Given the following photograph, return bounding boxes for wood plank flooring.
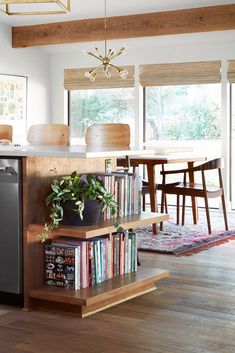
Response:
[1,240,235,353]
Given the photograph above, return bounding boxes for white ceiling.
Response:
[0,0,235,26]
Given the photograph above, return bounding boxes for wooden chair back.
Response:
[85,123,130,147]
[188,158,222,173]
[0,125,13,141]
[160,157,228,234]
[27,124,69,146]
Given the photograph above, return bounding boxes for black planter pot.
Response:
[61,200,102,227]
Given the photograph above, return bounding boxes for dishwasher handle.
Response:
[0,166,17,176]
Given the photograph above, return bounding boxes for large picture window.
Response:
[145,83,222,208]
[231,84,235,209]
[69,88,135,144]
[145,84,221,158]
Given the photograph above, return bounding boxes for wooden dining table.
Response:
[118,152,207,235]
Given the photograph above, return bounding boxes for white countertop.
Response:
[0,144,155,158]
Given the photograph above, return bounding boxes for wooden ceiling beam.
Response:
[12,4,235,48]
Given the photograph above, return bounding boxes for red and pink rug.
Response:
[137,210,235,256]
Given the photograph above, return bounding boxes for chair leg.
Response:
[221,193,229,231]
[164,195,168,213]
[176,195,180,225]
[160,191,165,231]
[204,195,212,234]
[142,194,146,211]
[191,196,198,224]
[182,195,186,225]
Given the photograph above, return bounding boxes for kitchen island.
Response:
[0,145,169,317]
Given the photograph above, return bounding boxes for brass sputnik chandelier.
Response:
[84,0,128,81]
[0,0,70,15]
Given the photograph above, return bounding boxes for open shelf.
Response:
[28,212,169,239]
[29,267,170,317]
[25,211,170,317]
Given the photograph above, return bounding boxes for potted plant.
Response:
[44,171,118,232]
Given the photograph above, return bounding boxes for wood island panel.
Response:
[22,155,170,317]
[22,156,116,225]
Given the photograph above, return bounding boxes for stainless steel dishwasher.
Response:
[0,158,22,305]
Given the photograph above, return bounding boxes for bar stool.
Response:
[27,124,69,146]
[0,124,13,141]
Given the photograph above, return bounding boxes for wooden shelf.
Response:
[29,267,169,317]
[25,211,170,317]
[28,212,169,239]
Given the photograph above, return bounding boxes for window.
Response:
[145,84,222,208]
[69,88,135,144]
[231,84,235,209]
[145,84,221,156]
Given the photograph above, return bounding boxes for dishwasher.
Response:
[0,158,23,305]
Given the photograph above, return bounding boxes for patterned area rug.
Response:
[137,210,235,256]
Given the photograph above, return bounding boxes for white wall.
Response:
[50,30,235,124]
[0,22,51,143]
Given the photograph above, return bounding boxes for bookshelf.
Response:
[28,212,168,239]
[25,212,170,318]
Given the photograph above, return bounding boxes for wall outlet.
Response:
[105,159,112,173]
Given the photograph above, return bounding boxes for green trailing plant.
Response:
[44,172,119,233]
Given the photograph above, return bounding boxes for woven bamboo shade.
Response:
[228,60,235,83]
[64,66,135,90]
[140,61,221,86]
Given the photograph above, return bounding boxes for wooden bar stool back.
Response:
[27,124,69,146]
[0,125,13,141]
[85,123,130,148]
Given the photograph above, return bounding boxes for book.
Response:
[52,237,89,288]
[45,243,80,290]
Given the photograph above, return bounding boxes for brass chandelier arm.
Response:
[87,52,104,62]
[108,49,126,60]
[108,63,122,72]
[89,64,104,74]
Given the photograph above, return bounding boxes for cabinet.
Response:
[24,212,169,317]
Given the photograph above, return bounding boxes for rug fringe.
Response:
[175,234,235,256]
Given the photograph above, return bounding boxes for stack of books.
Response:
[45,231,138,290]
[93,171,142,219]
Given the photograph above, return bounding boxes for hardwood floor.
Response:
[1,240,235,353]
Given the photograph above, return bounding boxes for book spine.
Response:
[81,242,88,288]
[96,240,102,283]
[131,233,137,272]
[75,246,81,290]
[128,237,132,273]
[124,231,129,274]
[93,241,99,284]
[119,233,124,276]
[88,241,95,286]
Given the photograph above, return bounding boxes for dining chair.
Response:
[160,158,228,234]
[0,124,13,141]
[27,124,69,146]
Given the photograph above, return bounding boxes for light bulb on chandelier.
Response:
[84,0,129,81]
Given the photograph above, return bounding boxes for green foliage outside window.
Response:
[146,84,221,141]
[69,89,134,139]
